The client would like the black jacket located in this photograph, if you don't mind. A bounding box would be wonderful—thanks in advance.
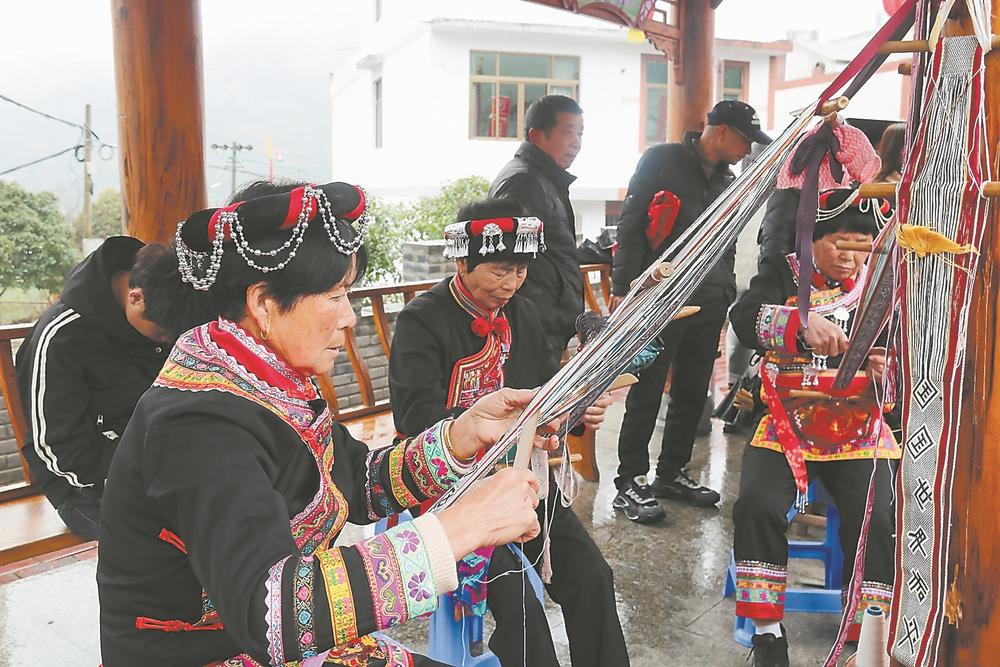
[15,236,169,507]
[611,132,737,308]
[388,278,555,438]
[756,188,801,265]
[490,142,584,342]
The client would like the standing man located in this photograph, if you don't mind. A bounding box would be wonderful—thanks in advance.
[610,101,772,523]
[16,237,202,540]
[490,94,584,369]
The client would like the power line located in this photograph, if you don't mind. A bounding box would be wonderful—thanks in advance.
[0,145,80,176]
[0,92,109,144]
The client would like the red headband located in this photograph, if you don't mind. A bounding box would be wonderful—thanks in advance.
[469,217,517,235]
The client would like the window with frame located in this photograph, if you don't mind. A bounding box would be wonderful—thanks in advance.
[720,61,749,101]
[469,51,580,139]
[374,78,383,148]
[641,54,669,148]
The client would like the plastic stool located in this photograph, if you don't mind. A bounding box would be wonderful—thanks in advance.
[724,480,844,647]
[375,515,544,664]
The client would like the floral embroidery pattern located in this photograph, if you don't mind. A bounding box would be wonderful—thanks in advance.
[756,304,796,350]
[264,555,289,665]
[388,525,437,619]
[735,560,787,621]
[316,547,359,648]
[852,580,893,623]
[292,556,319,658]
[356,532,409,629]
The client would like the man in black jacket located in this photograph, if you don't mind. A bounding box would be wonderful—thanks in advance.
[490,95,584,369]
[16,236,200,540]
[610,101,772,523]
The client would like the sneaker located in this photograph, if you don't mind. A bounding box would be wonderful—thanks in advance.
[749,626,789,667]
[612,476,666,523]
[651,468,721,507]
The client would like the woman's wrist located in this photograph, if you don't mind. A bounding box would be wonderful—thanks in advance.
[447,414,480,461]
[436,505,484,560]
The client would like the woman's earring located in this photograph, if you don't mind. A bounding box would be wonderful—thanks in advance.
[262,323,270,341]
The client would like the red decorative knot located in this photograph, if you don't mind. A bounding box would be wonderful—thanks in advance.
[470,315,509,338]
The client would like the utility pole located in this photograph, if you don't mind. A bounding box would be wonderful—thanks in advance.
[211,141,253,196]
[82,103,93,240]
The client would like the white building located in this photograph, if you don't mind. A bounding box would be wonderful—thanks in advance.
[330,0,790,239]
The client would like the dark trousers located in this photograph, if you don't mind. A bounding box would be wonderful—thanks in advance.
[615,306,726,488]
[732,445,896,620]
[56,488,102,541]
[544,331,573,373]
[487,483,629,667]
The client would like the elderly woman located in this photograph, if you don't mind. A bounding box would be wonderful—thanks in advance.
[728,189,900,667]
[97,181,552,667]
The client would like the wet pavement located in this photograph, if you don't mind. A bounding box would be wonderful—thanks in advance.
[0,403,849,665]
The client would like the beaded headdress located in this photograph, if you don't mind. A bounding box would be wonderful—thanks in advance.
[175,182,371,290]
[443,216,545,267]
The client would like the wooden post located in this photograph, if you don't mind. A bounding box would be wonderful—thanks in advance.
[938,5,1000,664]
[111,0,206,244]
[665,0,715,142]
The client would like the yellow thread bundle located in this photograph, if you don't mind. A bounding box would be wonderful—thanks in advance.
[896,224,977,258]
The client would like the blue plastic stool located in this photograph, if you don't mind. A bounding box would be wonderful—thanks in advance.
[375,515,544,665]
[723,480,843,647]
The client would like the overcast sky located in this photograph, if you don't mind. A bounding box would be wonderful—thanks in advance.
[1,0,889,211]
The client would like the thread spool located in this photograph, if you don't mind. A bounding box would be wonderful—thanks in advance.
[854,605,890,667]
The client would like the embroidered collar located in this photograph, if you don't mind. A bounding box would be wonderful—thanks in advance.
[210,318,318,402]
[449,274,511,339]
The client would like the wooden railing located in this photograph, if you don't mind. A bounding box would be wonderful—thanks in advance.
[0,324,37,502]
[0,264,614,502]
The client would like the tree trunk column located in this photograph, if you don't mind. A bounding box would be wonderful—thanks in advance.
[942,1,1000,664]
[666,0,715,142]
[111,0,206,244]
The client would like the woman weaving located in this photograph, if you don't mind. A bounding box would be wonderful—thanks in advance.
[97,181,553,666]
[728,188,900,667]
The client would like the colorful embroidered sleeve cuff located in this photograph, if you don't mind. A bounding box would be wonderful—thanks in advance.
[402,419,463,498]
[755,305,801,352]
[411,513,459,595]
[335,522,441,635]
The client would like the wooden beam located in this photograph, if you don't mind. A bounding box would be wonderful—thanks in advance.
[111,0,206,244]
[665,0,714,142]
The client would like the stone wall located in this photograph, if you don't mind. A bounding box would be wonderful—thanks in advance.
[402,239,451,282]
[0,406,23,486]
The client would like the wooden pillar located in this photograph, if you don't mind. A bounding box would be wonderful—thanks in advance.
[939,1,1000,663]
[111,0,206,244]
[665,0,715,142]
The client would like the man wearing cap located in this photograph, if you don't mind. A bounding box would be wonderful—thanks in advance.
[389,197,628,667]
[609,100,772,523]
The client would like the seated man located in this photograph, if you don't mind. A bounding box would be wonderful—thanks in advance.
[728,189,899,667]
[15,236,203,540]
[389,198,629,667]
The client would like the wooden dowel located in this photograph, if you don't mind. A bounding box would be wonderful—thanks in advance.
[859,181,1000,198]
[673,305,701,321]
[631,262,674,290]
[835,241,877,252]
[858,182,897,198]
[877,35,1000,55]
[819,96,849,115]
[898,61,913,76]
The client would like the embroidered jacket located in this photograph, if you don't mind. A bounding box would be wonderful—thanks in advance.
[389,276,555,438]
[98,319,464,667]
[730,253,901,464]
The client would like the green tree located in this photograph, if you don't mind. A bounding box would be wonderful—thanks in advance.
[363,176,490,283]
[0,181,80,296]
[82,188,124,238]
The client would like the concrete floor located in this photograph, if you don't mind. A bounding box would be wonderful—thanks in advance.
[0,403,850,666]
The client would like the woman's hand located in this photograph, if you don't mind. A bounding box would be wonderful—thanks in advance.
[437,468,541,560]
[581,392,614,430]
[449,388,559,460]
[803,313,849,357]
[867,347,886,386]
[608,295,624,314]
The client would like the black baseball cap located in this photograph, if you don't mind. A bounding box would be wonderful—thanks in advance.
[707,100,772,144]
